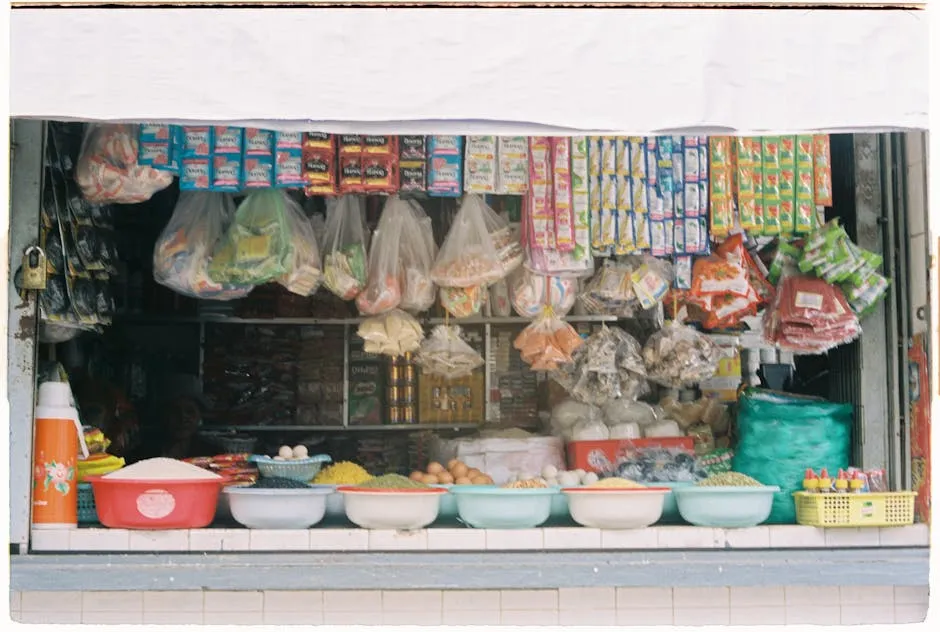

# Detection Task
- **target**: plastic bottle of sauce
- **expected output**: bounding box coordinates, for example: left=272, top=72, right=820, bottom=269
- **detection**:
left=834, top=469, right=849, bottom=493
left=849, top=472, right=865, bottom=494
left=802, top=468, right=819, bottom=494
left=817, top=468, right=832, bottom=493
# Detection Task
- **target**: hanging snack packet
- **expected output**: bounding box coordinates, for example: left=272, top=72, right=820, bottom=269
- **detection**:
left=427, top=136, right=463, bottom=197
left=355, top=196, right=407, bottom=315
left=398, top=201, right=437, bottom=313
left=321, top=195, right=368, bottom=300
left=416, top=324, right=485, bottom=379
left=814, top=134, right=833, bottom=206
left=464, top=136, right=497, bottom=193
left=643, top=322, right=722, bottom=388
left=431, top=194, right=505, bottom=287
left=399, top=135, right=428, bottom=193
left=277, top=194, right=323, bottom=297
left=514, top=310, right=584, bottom=372
left=440, top=284, right=486, bottom=319
left=303, top=133, right=337, bottom=196
left=76, top=124, right=175, bottom=203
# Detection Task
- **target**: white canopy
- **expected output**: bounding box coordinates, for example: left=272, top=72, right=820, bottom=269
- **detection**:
left=9, top=6, right=928, bottom=134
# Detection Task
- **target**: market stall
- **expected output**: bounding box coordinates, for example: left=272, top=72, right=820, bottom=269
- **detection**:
left=5, top=3, right=930, bottom=626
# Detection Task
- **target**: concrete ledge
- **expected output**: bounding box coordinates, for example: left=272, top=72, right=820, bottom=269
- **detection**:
left=11, top=548, right=929, bottom=592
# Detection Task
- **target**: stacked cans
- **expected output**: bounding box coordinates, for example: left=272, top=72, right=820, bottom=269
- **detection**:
left=387, top=353, right=417, bottom=425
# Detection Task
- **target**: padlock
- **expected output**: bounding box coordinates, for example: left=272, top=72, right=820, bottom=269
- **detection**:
left=21, top=246, right=48, bottom=291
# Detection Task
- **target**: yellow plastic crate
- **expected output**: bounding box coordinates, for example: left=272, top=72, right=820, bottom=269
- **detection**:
left=793, top=491, right=917, bottom=527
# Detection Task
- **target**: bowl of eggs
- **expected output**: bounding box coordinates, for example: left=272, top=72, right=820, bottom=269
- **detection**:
left=409, top=460, right=495, bottom=522
left=250, top=446, right=332, bottom=483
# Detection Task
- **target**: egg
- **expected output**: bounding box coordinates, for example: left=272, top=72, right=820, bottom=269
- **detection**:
left=455, top=476, right=472, bottom=485
left=421, top=473, right=439, bottom=484
left=447, top=459, right=461, bottom=471
left=277, top=445, right=293, bottom=459
left=575, top=469, right=586, bottom=479
left=437, top=471, right=454, bottom=484
left=467, top=469, right=482, bottom=479
left=558, top=471, right=580, bottom=487
left=292, top=445, right=308, bottom=459
left=427, top=462, right=445, bottom=475
left=545, top=477, right=559, bottom=487
left=409, top=471, right=424, bottom=481
left=541, top=465, right=558, bottom=480
left=273, top=455, right=286, bottom=461
left=451, top=464, right=469, bottom=479
left=471, top=475, right=490, bottom=485
left=583, top=472, right=600, bottom=485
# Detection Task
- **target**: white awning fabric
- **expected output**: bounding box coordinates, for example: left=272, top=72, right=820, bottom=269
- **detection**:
left=9, top=7, right=928, bottom=134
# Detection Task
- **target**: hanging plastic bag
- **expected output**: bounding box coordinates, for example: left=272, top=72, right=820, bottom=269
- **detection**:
left=398, top=200, right=437, bottom=313
left=509, top=268, right=578, bottom=318
left=479, top=202, right=524, bottom=277
left=551, top=326, right=649, bottom=406
left=440, top=285, right=486, bottom=319
left=355, top=197, right=408, bottom=315
left=488, top=278, right=513, bottom=317
left=153, top=192, right=253, bottom=300
left=513, top=310, right=584, bottom=371
left=208, top=189, right=293, bottom=286
left=415, top=324, right=485, bottom=379
left=431, top=194, right=505, bottom=287
left=277, top=195, right=322, bottom=297
left=356, top=308, right=424, bottom=356
left=642, top=322, right=722, bottom=388
left=322, top=195, right=369, bottom=300
left=75, top=124, right=174, bottom=203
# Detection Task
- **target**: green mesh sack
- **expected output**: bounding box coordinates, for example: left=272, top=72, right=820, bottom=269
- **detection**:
left=732, top=388, right=852, bottom=523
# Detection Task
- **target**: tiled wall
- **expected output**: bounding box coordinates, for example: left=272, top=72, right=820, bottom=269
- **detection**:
left=10, top=586, right=928, bottom=625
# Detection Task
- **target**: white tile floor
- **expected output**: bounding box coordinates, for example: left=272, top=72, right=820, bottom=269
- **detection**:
left=10, top=585, right=928, bottom=626
left=28, top=523, right=930, bottom=552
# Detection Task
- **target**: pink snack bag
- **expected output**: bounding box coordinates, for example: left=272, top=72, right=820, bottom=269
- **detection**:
left=528, top=137, right=554, bottom=249
left=551, top=137, right=575, bottom=253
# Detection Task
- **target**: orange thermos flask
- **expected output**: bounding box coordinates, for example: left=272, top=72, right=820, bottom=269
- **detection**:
left=32, top=381, right=88, bottom=529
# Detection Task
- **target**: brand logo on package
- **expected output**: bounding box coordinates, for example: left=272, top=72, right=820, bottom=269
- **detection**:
left=136, top=489, right=176, bottom=520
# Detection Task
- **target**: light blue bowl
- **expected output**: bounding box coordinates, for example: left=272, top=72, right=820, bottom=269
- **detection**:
left=548, top=486, right=571, bottom=523
left=657, top=482, right=695, bottom=524
left=673, top=485, right=781, bottom=528
left=450, top=486, right=559, bottom=529
left=430, top=484, right=458, bottom=522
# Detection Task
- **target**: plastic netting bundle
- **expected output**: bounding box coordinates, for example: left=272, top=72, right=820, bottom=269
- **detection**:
left=732, top=388, right=852, bottom=524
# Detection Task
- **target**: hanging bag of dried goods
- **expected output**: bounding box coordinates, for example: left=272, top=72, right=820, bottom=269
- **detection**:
left=277, top=195, right=322, bottom=297
left=440, top=285, right=487, bottom=319
left=643, top=322, right=722, bottom=388
left=355, top=197, right=407, bottom=315
left=208, top=189, right=293, bottom=286
left=398, top=200, right=437, bottom=313
left=513, top=309, right=584, bottom=371
left=733, top=388, right=851, bottom=523
left=431, top=194, right=504, bottom=287
left=509, top=268, right=578, bottom=318
left=551, top=326, right=649, bottom=406
left=75, top=124, right=174, bottom=203
left=763, top=274, right=861, bottom=354
left=416, top=325, right=485, bottom=379
left=357, top=308, right=424, bottom=356
left=322, top=195, right=369, bottom=300
left=153, top=192, right=253, bottom=300
left=479, top=200, right=525, bottom=277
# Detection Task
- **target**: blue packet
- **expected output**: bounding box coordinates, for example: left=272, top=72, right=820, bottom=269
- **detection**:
left=213, top=126, right=244, bottom=155
left=275, top=148, right=304, bottom=189
left=181, top=127, right=213, bottom=158
left=138, top=124, right=172, bottom=143
left=212, top=154, right=243, bottom=192
left=674, top=255, right=693, bottom=289
left=243, top=156, right=275, bottom=189
left=180, top=157, right=212, bottom=190
left=244, top=129, right=275, bottom=157
left=275, top=131, right=303, bottom=151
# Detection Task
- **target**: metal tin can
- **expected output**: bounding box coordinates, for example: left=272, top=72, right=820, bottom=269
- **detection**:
left=401, top=406, right=415, bottom=425
left=387, top=386, right=401, bottom=406
left=402, top=385, right=415, bottom=405
left=403, top=364, right=416, bottom=384
left=388, top=406, right=401, bottom=425
left=388, top=364, right=402, bottom=386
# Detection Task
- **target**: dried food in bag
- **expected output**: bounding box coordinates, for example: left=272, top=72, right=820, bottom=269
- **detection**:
left=397, top=200, right=437, bottom=313
left=415, top=325, right=485, bottom=379
left=75, top=124, right=174, bottom=203
left=277, top=195, right=322, bottom=297
left=356, top=196, right=409, bottom=315
left=356, top=308, right=424, bottom=356
left=440, top=285, right=486, bottom=319
left=580, top=260, right=636, bottom=316
left=322, top=195, right=369, bottom=300
left=488, top=278, right=512, bottom=317
left=431, top=194, right=505, bottom=287
left=208, top=189, right=293, bottom=286
left=551, top=326, right=649, bottom=406
left=763, top=274, right=861, bottom=354
left=514, top=312, right=583, bottom=371
left=642, top=322, right=721, bottom=388
left=509, top=268, right=578, bottom=318
left=153, top=192, right=254, bottom=300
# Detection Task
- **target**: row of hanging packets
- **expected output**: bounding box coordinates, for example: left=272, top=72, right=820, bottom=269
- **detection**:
left=138, top=125, right=304, bottom=191
left=587, top=136, right=710, bottom=263
left=462, top=136, right=530, bottom=195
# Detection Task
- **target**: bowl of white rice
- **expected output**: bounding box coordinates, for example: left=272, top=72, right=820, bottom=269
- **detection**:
left=86, top=458, right=227, bottom=529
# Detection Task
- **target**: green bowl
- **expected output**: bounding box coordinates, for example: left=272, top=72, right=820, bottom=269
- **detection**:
left=673, top=485, right=780, bottom=528
left=430, top=484, right=458, bottom=522
left=449, top=485, right=559, bottom=529
left=656, top=482, right=695, bottom=523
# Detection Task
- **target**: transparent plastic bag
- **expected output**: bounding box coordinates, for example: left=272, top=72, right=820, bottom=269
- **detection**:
left=431, top=194, right=505, bottom=287
left=440, top=285, right=486, bottom=319
left=153, top=192, right=253, bottom=300
left=602, top=399, right=658, bottom=427
left=415, top=324, right=485, bottom=379
left=550, top=399, right=602, bottom=435
left=488, top=278, right=512, bottom=317
left=571, top=418, right=610, bottom=441
left=509, top=268, right=578, bottom=318
left=551, top=326, right=649, bottom=406
left=480, top=203, right=524, bottom=277
left=322, top=195, right=368, bottom=300
left=208, top=189, right=293, bottom=286
left=642, top=322, right=722, bottom=388
left=278, top=195, right=322, bottom=297
left=355, top=197, right=408, bottom=315
left=356, top=308, right=424, bottom=356
left=513, top=312, right=584, bottom=371
left=75, top=124, right=174, bottom=203
left=398, top=200, right=437, bottom=313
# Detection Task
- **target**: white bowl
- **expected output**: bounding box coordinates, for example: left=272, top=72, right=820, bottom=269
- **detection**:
left=224, top=486, right=332, bottom=529
left=563, top=487, right=669, bottom=529
left=338, top=487, right=446, bottom=530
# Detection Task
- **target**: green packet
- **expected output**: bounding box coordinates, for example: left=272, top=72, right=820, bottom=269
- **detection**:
left=697, top=448, right=735, bottom=476
left=768, top=241, right=802, bottom=285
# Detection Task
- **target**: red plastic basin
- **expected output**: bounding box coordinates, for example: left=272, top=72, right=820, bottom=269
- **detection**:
left=85, top=476, right=226, bottom=529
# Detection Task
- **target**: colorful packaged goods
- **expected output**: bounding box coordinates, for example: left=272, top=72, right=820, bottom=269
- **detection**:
left=763, top=274, right=862, bottom=354
left=497, top=136, right=529, bottom=195
left=399, top=135, right=427, bottom=193
left=427, top=136, right=463, bottom=197
left=813, top=134, right=833, bottom=206
left=303, top=132, right=337, bottom=196
left=464, top=136, right=497, bottom=194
